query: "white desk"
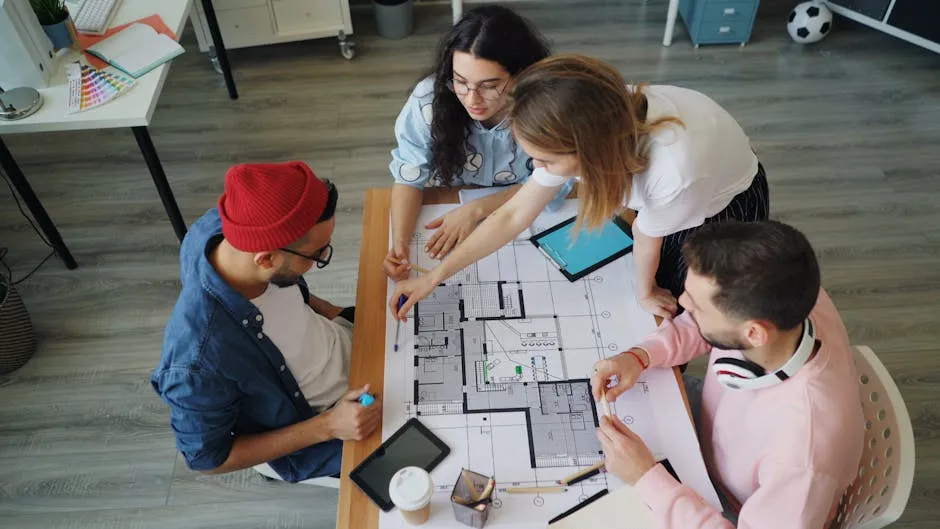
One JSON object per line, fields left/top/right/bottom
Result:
{"left": 2, "top": 1, "right": 190, "bottom": 134}
{"left": 446, "top": 0, "right": 681, "bottom": 46}
{"left": 0, "top": 0, "right": 236, "bottom": 269}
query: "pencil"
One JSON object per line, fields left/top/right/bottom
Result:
{"left": 505, "top": 486, "right": 567, "bottom": 494}
{"left": 558, "top": 461, "right": 606, "bottom": 485}
{"left": 388, "top": 257, "right": 431, "bottom": 275}
{"left": 462, "top": 472, "right": 479, "bottom": 501}
{"left": 478, "top": 478, "right": 495, "bottom": 500}
{"left": 565, "top": 467, "right": 602, "bottom": 486}
{"left": 451, "top": 495, "right": 474, "bottom": 506}
{"left": 458, "top": 478, "right": 496, "bottom": 510}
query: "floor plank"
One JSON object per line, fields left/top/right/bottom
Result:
{"left": 166, "top": 456, "right": 338, "bottom": 508}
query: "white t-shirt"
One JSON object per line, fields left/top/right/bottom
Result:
{"left": 250, "top": 284, "right": 352, "bottom": 412}
{"left": 530, "top": 85, "right": 759, "bottom": 237}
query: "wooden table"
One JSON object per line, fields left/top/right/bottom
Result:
{"left": 336, "top": 187, "right": 693, "bottom": 529}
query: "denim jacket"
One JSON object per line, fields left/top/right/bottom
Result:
{"left": 151, "top": 209, "right": 341, "bottom": 482}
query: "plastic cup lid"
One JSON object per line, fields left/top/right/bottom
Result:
{"left": 388, "top": 466, "right": 433, "bottom": 511}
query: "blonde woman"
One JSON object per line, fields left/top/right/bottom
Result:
{"left": 390, "top": 54, "right": 768, "bottom": 320}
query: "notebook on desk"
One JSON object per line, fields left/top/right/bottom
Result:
{"left": 548, "top": 486, "right": 653, "bottom": 528}
{"left": 86, "top": 22, "right": 184, "bottom": 78}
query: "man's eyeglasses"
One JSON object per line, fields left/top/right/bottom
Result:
{"left": 446, "top": 78, "right": 509, "bottom": 101}
{"left": 280, "top": 243, "right": 333, "bottom": 269}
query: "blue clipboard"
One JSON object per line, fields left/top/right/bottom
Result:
{"left": 529, "top": 215, "right": 634, "bottom": 282}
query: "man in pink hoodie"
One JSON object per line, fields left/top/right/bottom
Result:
{"left": 593, "top": 220, "right": 864, "bottom": 528}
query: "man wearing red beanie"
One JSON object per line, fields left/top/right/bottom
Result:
{"left": 152, "top": 161, "right": 382, "bottom": 483}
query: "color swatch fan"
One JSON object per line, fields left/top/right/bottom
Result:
{"left": 67, "top": 62, "right": 135, "bottom": 113}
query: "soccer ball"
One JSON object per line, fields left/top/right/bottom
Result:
{"left": 787, "top": 1, "right": 833, "bottom": 44}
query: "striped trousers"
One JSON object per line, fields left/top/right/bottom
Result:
{"left": 656, "top": 163, "right": 770, "bottom": 300}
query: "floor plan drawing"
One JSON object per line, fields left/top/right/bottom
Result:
{"left": 412, "top": 282, "right": 604, "bottom": 470}
{"left": 380, "top": 202, "right": 720, "bottom": 529}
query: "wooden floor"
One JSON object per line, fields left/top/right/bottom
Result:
{"left": 1, "top": 2, "right": 938, "bottom": 527}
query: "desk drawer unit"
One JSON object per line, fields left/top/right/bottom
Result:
{"left": 215, "top": 7, "right": 275, "bottom": 49}
{"left": 679, "top": 0, "right": 760, "bottom": 46}
{"left": 191, "top": 0, "right": 354, "bottom": 54}
{"left": 273, "top": 0, "right": 344, "bottom": 35}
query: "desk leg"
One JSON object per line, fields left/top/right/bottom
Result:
{"left": 0, "top": 136, "right": 78, "bottom": 269}
{"left": 132, "top": 127, "right": 187, "bottom": 242}
{"left": 663, "top": 0, "right": 681, "bottom": 46}
{"left": 201, "top": 0, "right": 238, "bottom": 100}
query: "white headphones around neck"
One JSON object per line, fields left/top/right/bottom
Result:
{"left": 711, "top": 319, "right": 817, "bottom": 391}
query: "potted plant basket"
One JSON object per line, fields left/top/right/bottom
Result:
{"left": 0, "top": 272, "right": 37, "bottom": 375}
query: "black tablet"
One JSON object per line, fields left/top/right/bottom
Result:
{"left": 348, "top": 418, "right": 451, "bottom": 512}
{"left": 530, "top": 215, "right": 634, "bottom": 282}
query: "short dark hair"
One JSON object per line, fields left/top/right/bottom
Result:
{"left": 682, "top": 220, "right": 820, "bottom": 330}
{"left": 317, "top": 180, "right": 338, "bottom": 223}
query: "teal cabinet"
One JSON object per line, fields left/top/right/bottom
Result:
{"left": 679, "top": 0, "right": 760, "bottom": 46}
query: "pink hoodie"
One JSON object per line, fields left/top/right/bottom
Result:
{"left": 633, "top": 290, "right": 865, "bottom": 528}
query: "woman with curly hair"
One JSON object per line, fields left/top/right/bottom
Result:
{"left": 384, "top": 5, "right": 566, "bottom": 279}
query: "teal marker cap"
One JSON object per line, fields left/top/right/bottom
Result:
{"left": 359, "top": 393, "right": 375, "bottom": 407}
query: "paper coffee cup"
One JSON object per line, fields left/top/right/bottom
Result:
{"left": 389, "top": 466, "right": 433, "bottom": 525}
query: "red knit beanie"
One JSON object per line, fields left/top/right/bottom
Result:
{"left": 218, "top": 161, "right": 329, "bottom": 252}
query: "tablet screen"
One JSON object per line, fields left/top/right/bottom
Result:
{"left": 348, "top": 418, "right": 450, "bottom": 511}
{"left": 531, "top": 216, "right": 633, "bottom": 280}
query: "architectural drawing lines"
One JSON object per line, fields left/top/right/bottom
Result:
{"left": 382, "top": 205, "right": 718, "bottom": 529}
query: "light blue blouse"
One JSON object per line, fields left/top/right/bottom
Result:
{"left": 390, "top": 77, "right": 572, "bottom": 210}
{"left": 390, "top": 77, "right": 531, "bottom": 188}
